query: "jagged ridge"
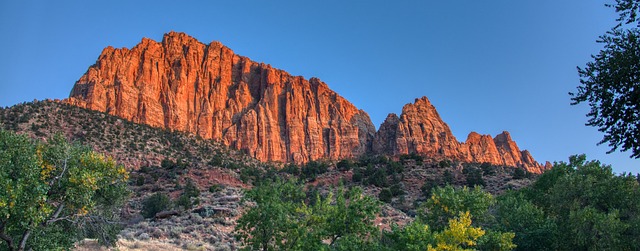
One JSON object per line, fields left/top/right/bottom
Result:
{"left": 66, "top": 32, "right": 375, "bottom": 163}
{"left": 374, "top": 97, "right": 549, "bottom": 173}
{"left": 65, "top": 32, "right": 547, "bottom": 173}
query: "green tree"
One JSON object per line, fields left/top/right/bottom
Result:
{"left": 428, "top": 212, "right": 485, "bottom": 251}
{"left": 495, "top": 193, "right": 557, "bottom": 250}
{"left": 235, "top": 178, "right": 306, "bottom": 251}
{"left": 0, "top": 130, "right": 129, "bottom": 251}
{"left": 419, "top": 186, "right": 494, "bottom": 230}
{"left": 382, "top": 220, "right": 434, "bottom": 251}
{"left": 419, "top": 186, "right": 516, "bottom": 251}
{"left": 235, "top": 179, "right": 380, "bottom": 251}
{"left": 571, "top": 0, "right": 640, "bottom": 158}
{"left": 307, "top": 186, "right": 380, "bottom": 249}
{"left": 499, "top": 154, "right": 640, "bottom": 250}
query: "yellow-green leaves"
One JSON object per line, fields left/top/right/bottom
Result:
{"left": 429, "top": 212, "right": 485, "bottom": 251}
{"left": 0, "top": 129, "right": 129, "bottom": 251}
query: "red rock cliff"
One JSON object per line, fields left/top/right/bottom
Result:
{"left": 66, "top": 32, "right": 375, "bottom": 163}
{"left": 374, "top": 97, "right": 547, "bottom": 173}
{"left": 66, "top": 32, "right": 546, "bottom": 173}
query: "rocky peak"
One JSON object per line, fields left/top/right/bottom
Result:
{"left": 66, "top": 31, "right": 376, "bottom": 163}
{"left": 374, "top": 97, "right": 547, "bottom": 173}
{"left": 374, "top": 96, "right": 463, "bottom": 159}
{"left": 65, "top": 32, "right": 547, "bottom": 173}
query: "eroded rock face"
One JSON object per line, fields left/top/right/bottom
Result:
{"left": 374, "top": 97, "right": 547, "bottom": 173}
{"left": 66, "top": 32, "right": 546, "bottom": 173}
{"left": 66, "top": 31, "right": 375, "bottom": 163}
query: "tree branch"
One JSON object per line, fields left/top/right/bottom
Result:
{"left": 17, "top": 225, "right": 31, "bottom": 251}
{"left": 0, "top": 221, "right": 16, "bottom": 251}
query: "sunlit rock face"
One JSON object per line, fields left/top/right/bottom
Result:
{"left": 66, "top": 31, "right": 375, "bottom": 163}
{"left": 67, "top": 32, "right": 546, "bottom": 173}
{"left": 374, "top": 97, "right": 547, "bottom": 173}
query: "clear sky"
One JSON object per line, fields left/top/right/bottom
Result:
{"left": 0, "top": 1, "right": 637, "bottom": 174}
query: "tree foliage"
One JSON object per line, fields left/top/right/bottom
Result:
{"left": 572, "top": 0, "right": 640, "bottom": 158}
{"left": 0, "top": 130, "right": 129, "bottom": 251}
{"left": 498, "top": 154, "right": 640, "bottom": 250}
{"left": 235, "top": 178, "right": 380, "bottom": 251}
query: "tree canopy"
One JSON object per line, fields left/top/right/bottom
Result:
{"left": 0, "top": 129, "right": 129, "bottom": 251}
{"left": 571, "top": 0, "right": 640, "bottom": 158}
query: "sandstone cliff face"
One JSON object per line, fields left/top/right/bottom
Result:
{"left": 66, "top": 32, "right": 375, "bottom": 163}
{"left": 374, "top": 97, "right": 547, "bottom": 173}
{"left": 66, "top": 32, "right": 546, "bottom": 173}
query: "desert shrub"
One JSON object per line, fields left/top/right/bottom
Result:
{"left": 379, "top": 188, "right": 393, "bottom": 203}
{"left": 336, "top": 159, "right": 355, "bottom": 171}
{"left": 142, "top": 193, "right": 171, "bottom": 218}
{"left": 465, "top": 167, "right": 486, "bottom": 187}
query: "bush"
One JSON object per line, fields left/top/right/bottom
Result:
{"left": 379, "top": 188, "right": 393, "bottom": 203}
{"left": 352, "top": 170, "right": 363, "bottom": 182}
{"left": 301, "top": 161, "right": 329, "bottom": 181}
{"left": 136, "top": 175, "right": 146, "bottom": 186}
{"left": 465, "top": 167, "right": 486, "bottom": 187}
{"left": 337, "top": 159, "right": 355, "bottom": 171}
{"left": 209, "top": 184, "right": 223, "bottom": 193}
{"left": 512, "top": 168, "right": 527, "bottom": 179}
{"left": 443, "top": 170, "right": 455, "bottom": 185}
{"left": 280, "top": 163, "right": 300, "bottom": 175}
{"left": 142, "top": 193, "right": 171, "bottom": 218}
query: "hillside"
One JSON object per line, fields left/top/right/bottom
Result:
{"left": 0, "top": 100, "right": 537, "bottom": 250}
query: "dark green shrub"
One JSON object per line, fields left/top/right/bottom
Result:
{"left": 135, "top": 175, "right": 145, "bottom": 186}
{"left": 209, "top": 184, "right": 223, "bottom": 193}
{"left": 465, "top": 167, "right": 485, "bottom": 187}
{"left": 366, "top": 169, "right": 388, "bottom": 187}
{"left": 379, "top": 188, "right": 393, "bottom": 203}
{"left": 209, "top": 155, "right": 223, "bottom": 166}
{"left": 142, "top": 193, "right": 171, "bottom": 218}
{"left": 438, "top": 159, "right": 452, "bottom": 168}
{"left": 421, "top": 178, "right": 439, "bottom": 197}
{"left": 337, "top": 159, "right": 355, "bottom": 171}
{"left": 513, "top": 168, "right": 527, "bottom": 179}
{"left": 389, "top": 183, "right": 405, "bottom": 197}
{"left": 443, "top": 170, "right": 455, "bottom": 185}
{"left": 281, "top": 163, "right": 300, "bottom": 175}
{"left": 301, "top": 161, "right": 328, "bottom": 181}
{"left": 352, "top": 169, "right": 363, "bottom": 182}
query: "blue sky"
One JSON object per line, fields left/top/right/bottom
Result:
{"left": 0, "top": 1, "right": 637, "bottom": 174}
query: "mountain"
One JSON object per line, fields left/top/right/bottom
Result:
{"left": 374, "top": 97, "right": 547, "bottom": 173}
{"left": 66, "top": 31, "right": 375, "bottom": 163}
{"left": 65, "top": 31, "right": 547, "bottom": 173}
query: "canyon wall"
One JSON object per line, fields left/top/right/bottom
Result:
{"left": 66, "top": 32, "right": 547, "bottom": 173}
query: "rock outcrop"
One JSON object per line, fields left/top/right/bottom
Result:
{"left": 66, "top": 32, "right": 546, "bottom": 173}
{"left": 66, "top": 31, "right": 375, "bottom": 163}
{"left": 374, "top": 97, "right": 547, "bottom": 173}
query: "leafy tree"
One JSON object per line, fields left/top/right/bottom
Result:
{"left": 235, "top": 178, "right": 306, "bottom": 251}
{"left": 418, "top": 186, "right": 516, "bottom": 251}
{"left": 301, "top": 186, "right": 380, "bottom": 249}
{"left": 571, "top": 0, "right": 640, "bottom": 158}
{"left": 428, "top": 212, "right": 485, "bottom": 251}
{"left": 499, "top": 154, "right": 640, "bottom": 250}
{"left": 382, "top": 221, "right": 434, "bottom": 251}
{"left": 235, "top": 179, "right": 380, "bottom": 250}
{"left": 419, "top": 186, "right": 494, "bottom": 230}
{"left": 496, "top": 193, "right": 557, "bottom": 251}
{"left": 0, "top": 130, "right": 129, "bottom": 251}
